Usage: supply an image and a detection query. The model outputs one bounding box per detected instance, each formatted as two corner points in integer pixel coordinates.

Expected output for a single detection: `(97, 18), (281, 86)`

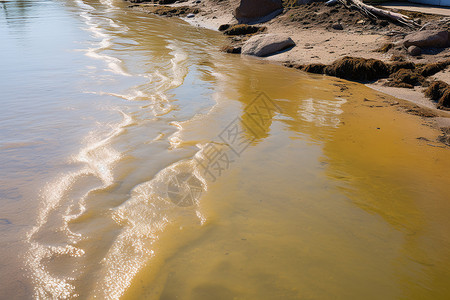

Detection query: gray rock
(408, 45), (422, 56)
(235, 0), (282, 22)
(186, 13), (195, 18)
(403, 30), (449, 48)
(332, 23), (343, 30)
(218, 24), (230, 31)
(241, 34), (295, 57)
(325, 0), (338, 5)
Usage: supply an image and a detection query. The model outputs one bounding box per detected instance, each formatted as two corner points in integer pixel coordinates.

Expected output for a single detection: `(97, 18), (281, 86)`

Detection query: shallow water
(1, 0), (449, 299)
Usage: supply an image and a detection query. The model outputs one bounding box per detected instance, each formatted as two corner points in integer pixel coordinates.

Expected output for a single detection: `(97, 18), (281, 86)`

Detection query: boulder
(407, 45), (422, 56)
(235, 0), (283, 22)
(241, 34), (295, 57)
(218, 24), (230, 31)
(222, 45), (242, 54)
(403, 30), (449, 48)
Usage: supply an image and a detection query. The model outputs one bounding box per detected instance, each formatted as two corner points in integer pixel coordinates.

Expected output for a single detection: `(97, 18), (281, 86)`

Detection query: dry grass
(324, 57), (390, 81)
(425, 81), (450, 109)
(419, 60), (450, 77)
(223, 24), (266, 35)
(143, 6), (198, 16)
(387, 69), (425, 88)
(302, 63), (327, 74)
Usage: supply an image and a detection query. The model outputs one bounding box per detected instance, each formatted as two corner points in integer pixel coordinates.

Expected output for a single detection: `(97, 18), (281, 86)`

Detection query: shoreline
(126, 0), (450, 143)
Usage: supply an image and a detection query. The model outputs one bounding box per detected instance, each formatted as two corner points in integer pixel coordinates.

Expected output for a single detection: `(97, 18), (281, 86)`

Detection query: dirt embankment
(285, 57), (450, 110)
(224, 2), (450, 110)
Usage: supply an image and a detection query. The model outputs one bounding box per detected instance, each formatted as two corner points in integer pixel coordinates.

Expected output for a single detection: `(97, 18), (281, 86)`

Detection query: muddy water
(1, 0), (449, 299)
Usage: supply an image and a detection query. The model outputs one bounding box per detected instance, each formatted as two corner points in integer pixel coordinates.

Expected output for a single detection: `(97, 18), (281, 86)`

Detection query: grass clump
(283, 0), (300, 8)
(223, 24), (266, 35)
(419, 60), (450, 77)
(425, 81), (450, 110)
(302, 63), (327, 74)
(324, 56), (390, 81)
(389, 61), (415, 73)
(148, 6), (198, 16)
(387, 69), (425, 88)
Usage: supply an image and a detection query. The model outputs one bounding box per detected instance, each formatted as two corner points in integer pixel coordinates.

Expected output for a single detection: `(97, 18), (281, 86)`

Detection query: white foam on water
(77, 1), (131, 77)
(89, 90), (149, 102)
(74, 0), (94, 11)
(26, 109), (134, 299)
(167, 42), (189, 87)
(93, 158), (207, 299)
(108, 18), (121, 28)
(99, 0), (114, 8)
(26, 1), (212, 298)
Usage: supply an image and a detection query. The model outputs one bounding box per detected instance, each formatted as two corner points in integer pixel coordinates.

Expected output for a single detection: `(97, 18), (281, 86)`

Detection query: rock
(235, 0), (283, 22)
(325, 0), (338, 5)
(408, 45), (422, 56)
(218, 24), (230, 31)
(332, 23), (343, 30)
(241, 34), (295, 57)
(186, 13), (195, 18)
(403, 30), (449, 48)
(222, 45), (242, 54)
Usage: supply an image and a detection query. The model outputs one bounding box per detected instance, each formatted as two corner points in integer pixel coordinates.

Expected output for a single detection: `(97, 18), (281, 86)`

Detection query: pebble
(332, 23), (343, 30)
(408, 45), (422, 56)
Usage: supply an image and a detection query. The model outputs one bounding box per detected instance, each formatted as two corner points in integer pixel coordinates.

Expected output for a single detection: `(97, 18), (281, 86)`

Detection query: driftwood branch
(338, 0), (420, 28)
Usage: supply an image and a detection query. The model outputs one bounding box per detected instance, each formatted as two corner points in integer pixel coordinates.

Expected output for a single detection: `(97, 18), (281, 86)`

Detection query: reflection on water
(1, 0), (33, 27)
(0, 0), (449, 299)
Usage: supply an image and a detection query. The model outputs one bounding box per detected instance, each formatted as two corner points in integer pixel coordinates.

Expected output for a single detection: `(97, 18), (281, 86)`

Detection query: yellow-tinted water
(0, 0), (449, 299)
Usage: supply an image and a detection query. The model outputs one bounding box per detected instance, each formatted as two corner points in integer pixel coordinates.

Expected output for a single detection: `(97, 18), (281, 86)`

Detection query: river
(1, 0), (450, 299)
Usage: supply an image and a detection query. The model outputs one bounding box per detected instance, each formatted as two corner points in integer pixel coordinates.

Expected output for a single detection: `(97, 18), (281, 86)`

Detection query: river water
(1, 0), (450, 299)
